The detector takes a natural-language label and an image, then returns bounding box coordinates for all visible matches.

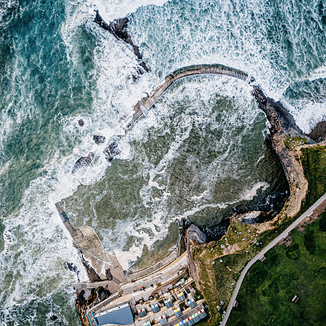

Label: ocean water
[1,0,326,324]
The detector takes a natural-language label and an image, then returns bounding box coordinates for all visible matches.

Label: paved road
[221,192,326,326]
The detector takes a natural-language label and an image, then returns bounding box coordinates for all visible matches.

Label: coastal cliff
[251,86,310,223]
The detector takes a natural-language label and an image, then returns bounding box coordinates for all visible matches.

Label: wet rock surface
[82,258,102,282]
[308,120,326,142]
[93,135,106,144]
[252,86,307,138]
[94,10,149,74]
[187,224,207,244]
[63,262,80,281]
[76,286,111,326]
[104,141,121,161]
[71,152,95,174]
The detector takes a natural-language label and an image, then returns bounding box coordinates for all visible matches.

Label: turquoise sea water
[1,0,326,324]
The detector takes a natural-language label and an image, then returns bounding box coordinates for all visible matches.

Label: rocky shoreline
[64,62,326,325]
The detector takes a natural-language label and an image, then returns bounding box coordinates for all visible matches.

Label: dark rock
[63,262,81,281]
[252,86,314,142]
[71,152,95,174]
[106,268,113,280]
[203,218,230,242]
[93,135,106,144]
[82,258,101,282]
[177,219,189,256]
[75,286,112,325]
[104,141,121,161]
[78,119,84,126]
[94,10,149,74]
[63,262,78,273]
[97,286,110,302]
[49,314,58,321]
[187,224,207,244]
[308,120,326,142]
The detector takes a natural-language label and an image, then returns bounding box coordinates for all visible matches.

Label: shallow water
[1,0,326,324]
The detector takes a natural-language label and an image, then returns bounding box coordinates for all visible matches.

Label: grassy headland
[193,144,326,325]
[228,214,326,326]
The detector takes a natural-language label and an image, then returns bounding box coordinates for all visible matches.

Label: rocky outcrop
[72,152,94,174]
[82,258,102,283]
[93,135,106,144]
[252,86,308,138]
[76,286,110,326]
[187,224,207,244]
[308,120,326,142]
[252,86,310,219]
[94,10,149,74]
[63,262,80,281]
[104,141,121,161]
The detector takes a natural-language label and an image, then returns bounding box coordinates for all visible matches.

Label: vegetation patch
[192,219,265,325]
[228,217,326,326]
[319,210,326,231]
[284,136,307,150]
[193,144,326,326]
[285,243,300,260]
[300,145,326,209]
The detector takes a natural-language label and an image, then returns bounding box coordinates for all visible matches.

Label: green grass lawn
[301,145,326,210]
[228,214,326,326]
[195,145,326,326]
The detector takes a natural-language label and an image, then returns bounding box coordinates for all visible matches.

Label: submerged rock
[78,119,84,126]
[187,224,207,244]
[104,141,121,161]
[71,152,94,174]
[93,135,106,144]
[94,10,149,74]
[49,314,58,321]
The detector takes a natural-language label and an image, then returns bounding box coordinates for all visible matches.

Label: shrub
[286,243,300,260]
[245,263,268,294]
[319,211,326,232]
[304,229,316,254]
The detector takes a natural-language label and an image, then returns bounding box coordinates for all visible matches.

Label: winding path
[221,192,326,326]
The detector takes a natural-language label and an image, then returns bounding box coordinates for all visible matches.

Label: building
[177,292,186,302]
[165,299,173,308]
[94,302,134,326]
[174,308,182,318]
[138,309,147,318]
[188,300,197,309]
[159,315,167,325]
[152,304,160,313]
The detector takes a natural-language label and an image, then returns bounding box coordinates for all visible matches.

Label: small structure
[174,308,182,318]
[151,304,160,313]
[192,312,200,323]
[292,295,299,303]
[188,300,197,309]
[165,299,173,308]
[94,302,133,326]
[159,315,167,325]
[198,309,207,319]
[138,308,146,318]
[177,292,186,301]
